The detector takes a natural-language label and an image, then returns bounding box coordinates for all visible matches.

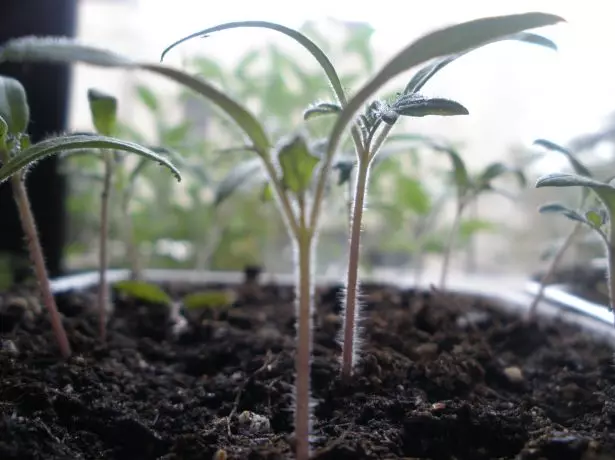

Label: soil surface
[532,264,609,306]
[2,271,615,459]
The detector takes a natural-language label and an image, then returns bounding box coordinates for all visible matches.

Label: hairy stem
[528,221,583,318]
[341,160,370,379]
[440,203,464,290]
[97,151,114,341]
[294,230,314,460]
[8,166,71,358]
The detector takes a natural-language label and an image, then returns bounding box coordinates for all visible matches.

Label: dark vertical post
[0,0,78,278]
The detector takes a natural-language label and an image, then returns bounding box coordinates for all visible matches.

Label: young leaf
[478,162,526,189]
[436,144,470,194]
[303,102,342,120]
[182,290,235,310]
[538,202,586,223]
[0,36,134,67]
[136,84,159,113]
[458,218,498,241]
[0,134,181,184]
[535,173,615,209]
[0,38,271,156]
[87,88,117,136]
[393,95,469,118]
[533,139,592,178]
[0,75,30,134]
[214,157,265,207]
[278,135,320,194]
[397,176,431,215]
[404,32,557,94]
[114,280,172,305]
[325,13,564,177]
[586,210,606,228]
[160,21,348,105]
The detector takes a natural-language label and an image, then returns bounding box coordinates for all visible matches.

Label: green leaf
[327,13,564,163]
[87,88,117,136]
[261,182,274,202]
[304,102,342,120]
[436,144,470,194]
[278,135,320,194]
[393,95,469,117]
[114,280,172,305]
[136,84,160,112]
[535,173,615,208]
[215,157,265,207]
[538,202,586,223]
[0,38,271,156]
[397,176,431,215]
[0,115,7,148]
[160,21,348,105]
[478,162,526,188]
[586,210,606,228]
[404,32,558,94]
[0,36,134,66]
[533,139,592,178]
[182,290,235,310]
[0,134,181,184]
[458,218,498,241]
[0,75,30,134]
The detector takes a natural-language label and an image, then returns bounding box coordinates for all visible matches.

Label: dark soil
[2,272,615,460]
[532,264,609,306]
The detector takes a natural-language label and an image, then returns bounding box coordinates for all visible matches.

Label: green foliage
[182,290,235,310]
[114,280,172,305]
[278,135,320,195]
[87,89,117,136]
[0,75,29,134]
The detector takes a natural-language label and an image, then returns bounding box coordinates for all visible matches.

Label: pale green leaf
[0,75,29,134]
[87,88,117,136]
[327,13,564,164]
[114,280,172,305]
[404,32,558,94]
[0,134,181,184]
[278,135,320,194]
[160,21,348,105]
[215,157,266,207]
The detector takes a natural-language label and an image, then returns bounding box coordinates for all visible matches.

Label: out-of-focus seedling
[434,143,526,289]
[0,12,564,457]
[182,289,236,322]
[114,279,173,305]
[528,139,594,318]
[534,172,615,321]
[0,75,181,357]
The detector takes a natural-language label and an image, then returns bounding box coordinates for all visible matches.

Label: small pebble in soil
[456,310,490,329]
[236,411,271,435]
[503,366,524,383]
[1,339,18,356]
[213,448,228,460]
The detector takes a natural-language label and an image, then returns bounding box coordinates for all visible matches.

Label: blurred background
[27,0,615,282]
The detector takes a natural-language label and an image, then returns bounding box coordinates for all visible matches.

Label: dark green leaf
[161,21,349,105]
[278,135,320,194]
[436,144,470,193]
[304,102,342,120]
[87,88,117,136]
[327,13,564,170]
[0,75,29,134]
[114,280,172,305]
[393,95,469,117]
[478,162,526,188]
[538,202,586,223]
[0,134,181,184]
[404,32,558,94]
[334,157,355,186]
[215,157,265,207]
